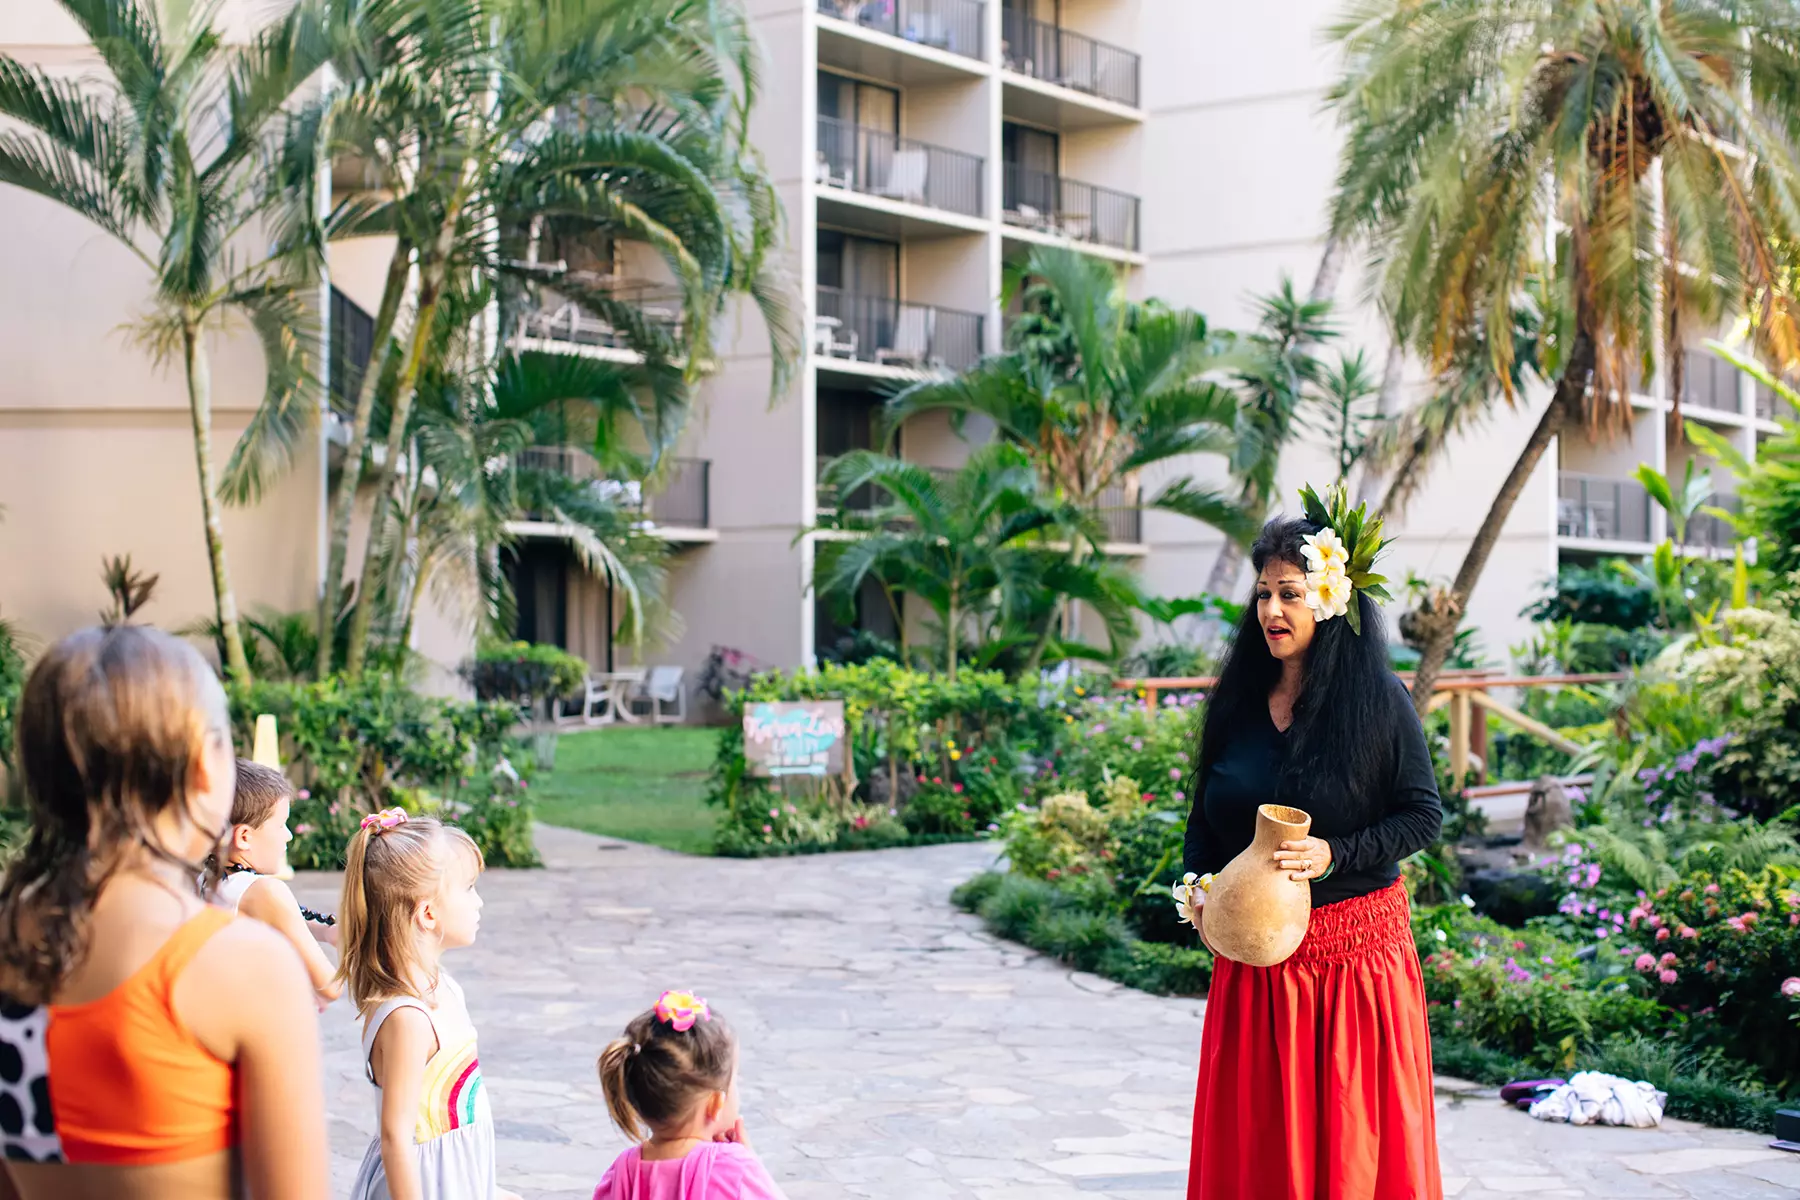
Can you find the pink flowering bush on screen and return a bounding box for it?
[1615,866,1800,1084]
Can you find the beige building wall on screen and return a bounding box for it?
[1,0,473,692]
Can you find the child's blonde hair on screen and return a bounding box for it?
[200,759,294,892]
[337,814,482,1015]
[0,626,229,1002]
[597,1002,737,1142]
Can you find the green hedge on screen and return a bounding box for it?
[706,660,1077,855]
[952,871,1212,995]
[229,675,540,869]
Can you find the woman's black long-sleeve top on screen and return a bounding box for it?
[1182,673,1444,907]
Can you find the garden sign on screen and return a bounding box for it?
[744,700,847,778]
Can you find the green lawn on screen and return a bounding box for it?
[530,725,722,854]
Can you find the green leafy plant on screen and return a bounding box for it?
[461,641,590,717]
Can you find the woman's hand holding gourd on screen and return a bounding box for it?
[1274,836,1333,882]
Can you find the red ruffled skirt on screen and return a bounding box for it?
[1188,881,1441,1200]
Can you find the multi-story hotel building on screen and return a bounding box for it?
[1,0,1786,696]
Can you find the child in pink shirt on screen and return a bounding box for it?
[593,990,787,1200]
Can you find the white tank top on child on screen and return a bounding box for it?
[215,869,262,911]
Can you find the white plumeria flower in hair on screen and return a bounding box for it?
[1305,565,1353,622]
[1301,528,1349,573]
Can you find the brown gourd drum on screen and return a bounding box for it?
[1203,803,1314,967]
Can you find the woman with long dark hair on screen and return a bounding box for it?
[1184,501,1443,1199]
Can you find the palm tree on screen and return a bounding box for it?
[1328,0,1800,714]
[316,0,797,676]
[0,0,332,681]
[812,446,1138,679]
[1201,279,1338,597]
[885,246,1250,668]
[1307,349,1382,485]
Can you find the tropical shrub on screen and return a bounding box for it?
[461,641,589,714]
[1524,562,1656,630]
[706,659,1072,852]
[951,871,1213,996]
[1618,867,1800,1085]
[228,675,537,868]
[1658,607,1800,821]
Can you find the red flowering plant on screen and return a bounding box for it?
[1615,866,1800,1086]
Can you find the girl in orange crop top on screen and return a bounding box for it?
[0,627,329,1200]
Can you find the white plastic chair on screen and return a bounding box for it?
[876,306,935,367]
[876,148,928,205]
[633,665,687,724]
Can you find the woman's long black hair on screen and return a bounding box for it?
[1194,516,1398,825]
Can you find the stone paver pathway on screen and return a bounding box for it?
[293,828,1797,1199]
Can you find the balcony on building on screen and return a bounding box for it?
[815,115,985,236]
[814,287,984,376]
[1685,491,1741,553]
[508,279,686,363]
[1002,163,1139,253]
[820,0,981,57]
[1678,348,1744,420]
[514,447,714,544]
[1000,5,1141,127]
[1556,472,1652,548]
[815,0,985,68]
[328,286,375,419]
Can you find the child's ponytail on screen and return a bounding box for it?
[598,1033,645,1141]
[595,1000,736,1143]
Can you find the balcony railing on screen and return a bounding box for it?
[1003,164,1140,252]
[814,286,984,372]
[1685,492,1740,552]
[816,117,983,217]
[512,282,686,352]
[1557,473,1652,544]
[1680,349,1741,413]
[1000,11,1140,108]
[329,286,376,416]
[815,0,984,60]
[518,447,710,529]
[1095,481,1141,544]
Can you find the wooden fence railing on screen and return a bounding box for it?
[1113,670,1630,791]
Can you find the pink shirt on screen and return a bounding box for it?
[593,1142,787,1200]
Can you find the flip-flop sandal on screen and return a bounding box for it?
[1500,1079,1565,1107]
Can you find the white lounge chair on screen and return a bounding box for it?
[876,306,936,368]
[876,148,928,205]
[555,675,617,726]
[632,665,688,724]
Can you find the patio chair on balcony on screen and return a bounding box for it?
[812,316,858,360]
[1006,203,1052,231]
[876,306,937,369]
[814,150,851,190]
[875,148,929,206]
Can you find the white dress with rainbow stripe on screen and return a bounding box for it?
[349,973,497,1199]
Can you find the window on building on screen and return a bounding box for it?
[816,71,899,134]
[816,230,899,297]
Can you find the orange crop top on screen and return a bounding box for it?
[0,906,239,1166]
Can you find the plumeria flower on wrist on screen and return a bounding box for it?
[1172,872,1212,928]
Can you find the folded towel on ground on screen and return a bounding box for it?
[1528,1071,1667,1127]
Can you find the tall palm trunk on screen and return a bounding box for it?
[183,325,253,682]
[344,246,454,674]
[1409,335,1595,717]
[945,588,959,681]
[1356,342,1407,507]
[1205,234,1348,597]
[317,242,413,679]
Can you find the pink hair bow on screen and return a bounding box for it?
[360,807,408,834]
[653,989,710,1032]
